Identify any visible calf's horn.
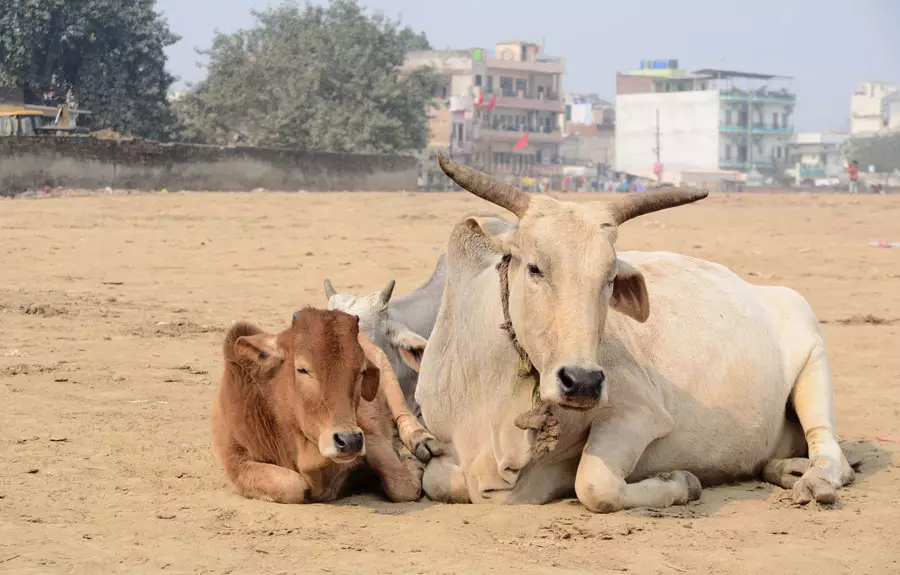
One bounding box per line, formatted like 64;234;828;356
435;153;531;218
607;188;709;226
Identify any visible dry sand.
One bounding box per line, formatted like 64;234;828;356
1;190;899;574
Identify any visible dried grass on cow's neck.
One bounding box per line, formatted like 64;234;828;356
496;254;559;460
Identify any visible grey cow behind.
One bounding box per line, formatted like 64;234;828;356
324;254;446;420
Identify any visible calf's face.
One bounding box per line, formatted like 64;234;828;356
232;309;379;463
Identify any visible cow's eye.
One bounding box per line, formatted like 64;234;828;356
527;264;543;278
258;352;269;361
296;368;309;375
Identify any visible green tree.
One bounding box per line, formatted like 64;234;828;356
843;133;900;173
0;0;179;140
174;0;439;153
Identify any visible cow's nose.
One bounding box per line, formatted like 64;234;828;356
557;365;605;399
333;431;364;454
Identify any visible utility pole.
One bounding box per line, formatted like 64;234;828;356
654;108;661;163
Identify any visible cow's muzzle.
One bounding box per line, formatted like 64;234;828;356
555;364;605;410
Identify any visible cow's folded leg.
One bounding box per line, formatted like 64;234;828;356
366;434;423;503
789;341;854;504
422;455;471;504
574;407;700;513
228;458;311;504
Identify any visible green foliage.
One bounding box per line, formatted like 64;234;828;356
0;0;179;140
174;0;439;154
843;133;900;173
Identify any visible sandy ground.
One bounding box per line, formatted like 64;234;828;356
1;190;899;575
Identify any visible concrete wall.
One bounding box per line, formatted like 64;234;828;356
0;137;418;195
615;90;720;178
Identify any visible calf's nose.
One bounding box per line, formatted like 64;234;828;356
333;431;364;454
557;365;605;399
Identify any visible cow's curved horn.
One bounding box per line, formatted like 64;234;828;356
607;188;709;226
379;279;396;305
436;153;531;217
324;279;337;300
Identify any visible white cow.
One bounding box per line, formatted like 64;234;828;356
415;155;855;512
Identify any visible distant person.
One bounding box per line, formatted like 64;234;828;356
847;160;859;194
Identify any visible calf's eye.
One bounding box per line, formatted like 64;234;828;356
296;368;309;375
258;352;269;360
527;264;543;278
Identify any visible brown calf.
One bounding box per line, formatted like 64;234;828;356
210;307;443;503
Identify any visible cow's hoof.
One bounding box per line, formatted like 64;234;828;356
792;467;837;505
658;470;702;504
763;457;811;489
411;430;444;463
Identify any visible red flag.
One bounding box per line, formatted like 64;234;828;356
513;131;529;151
484;94;497;112
475;90;484;108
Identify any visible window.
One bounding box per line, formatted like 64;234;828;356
726;110;733;125
475;75;482;87
500;77;514;97
782;113;788;128
725;144;732;160
515;78;527;95
486;75;493;93
0;117;11;136
772;113;779;128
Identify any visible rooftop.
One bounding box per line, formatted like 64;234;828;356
692;68;793;81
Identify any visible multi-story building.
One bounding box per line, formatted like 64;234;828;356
850;81;900;136
402;40;565;184
615;60;795;182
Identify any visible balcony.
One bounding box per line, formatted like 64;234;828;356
720;123;794;135
478;125;563;144
484;90;564;112
720;89;796;103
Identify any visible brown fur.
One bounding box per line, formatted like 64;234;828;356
210;307;443;504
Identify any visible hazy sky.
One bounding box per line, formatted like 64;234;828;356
157;0;900;132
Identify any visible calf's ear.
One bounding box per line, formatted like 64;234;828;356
389;324;428;372
234;333;282;365
610;259;650;323
361;362;380;402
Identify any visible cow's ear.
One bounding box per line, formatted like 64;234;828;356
234;333;282;366
465;215;518;255
389;323;428;372
610;259;649;323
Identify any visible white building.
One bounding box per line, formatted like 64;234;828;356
788;132;848;183
850;81;900;136
615;64;795;183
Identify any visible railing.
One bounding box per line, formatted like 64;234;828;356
719;160;774;169
720;123;795;134
720;89;796;102
479;125;564;143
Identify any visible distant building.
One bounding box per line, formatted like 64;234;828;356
850;81;900;136
402;40;565;184
560;93;615;172
788;132;848;183
615;60;795;183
